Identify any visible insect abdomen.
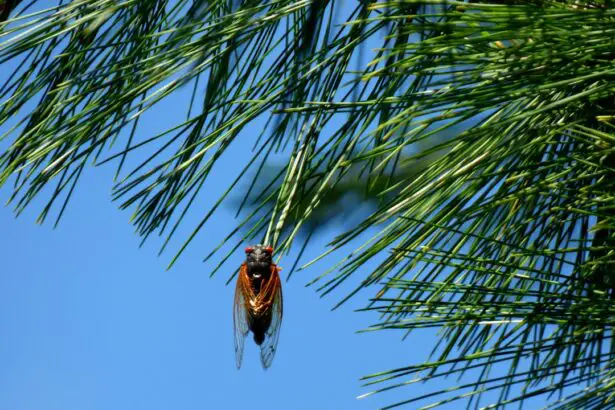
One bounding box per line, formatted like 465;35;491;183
249;311;272;346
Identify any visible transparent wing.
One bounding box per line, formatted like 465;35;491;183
260;265;283;369
233;264;250;369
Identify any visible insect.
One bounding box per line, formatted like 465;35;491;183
233;244;283;369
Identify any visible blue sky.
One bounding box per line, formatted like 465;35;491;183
0;163;439;410
0;117;552;410
0;11;419;404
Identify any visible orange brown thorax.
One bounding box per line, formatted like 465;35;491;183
243;244;275;316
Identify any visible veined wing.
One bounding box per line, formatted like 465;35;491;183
233;263;250;369
260;265;283;369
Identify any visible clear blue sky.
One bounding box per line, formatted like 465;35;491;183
0;161;441;410
0;115;552;410
0;2;555;409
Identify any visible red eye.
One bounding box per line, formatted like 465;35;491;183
265;246;273;253
245;246;254;253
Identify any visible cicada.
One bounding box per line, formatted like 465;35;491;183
233;244;283;369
